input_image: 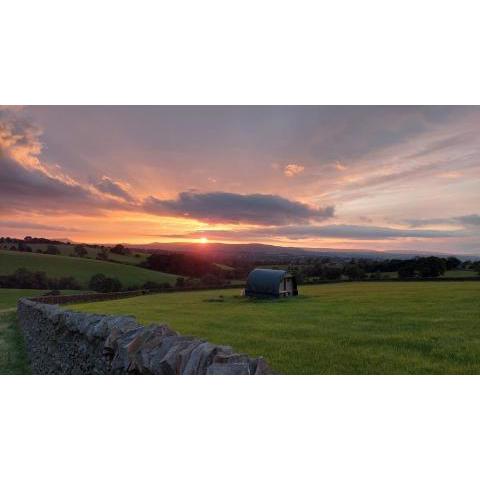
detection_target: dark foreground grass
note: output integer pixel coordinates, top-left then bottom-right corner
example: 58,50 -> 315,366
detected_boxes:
0,288 -> 92,374
72,281 -> 480,374
0,312 -> 29,374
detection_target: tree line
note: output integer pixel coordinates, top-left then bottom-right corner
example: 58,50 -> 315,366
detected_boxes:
288,256 -> 480,283
0,268 -> 231,293
0,268 -> 81,290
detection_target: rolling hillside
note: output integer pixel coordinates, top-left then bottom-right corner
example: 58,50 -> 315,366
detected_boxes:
1,242 -> 149,265
0,250 -> 179,289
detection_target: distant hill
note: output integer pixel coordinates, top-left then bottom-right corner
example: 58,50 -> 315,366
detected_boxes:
0,250 -> 180,289
123,241 -> 480,261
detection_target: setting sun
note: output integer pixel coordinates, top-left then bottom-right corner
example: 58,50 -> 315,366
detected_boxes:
199,237 -> 208,244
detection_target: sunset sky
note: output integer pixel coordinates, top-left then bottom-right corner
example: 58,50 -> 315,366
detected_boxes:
1,105 -> 479,254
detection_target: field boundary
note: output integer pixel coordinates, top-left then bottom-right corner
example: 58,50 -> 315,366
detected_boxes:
363,276 -> 480,282
27,284 -> 244,305
301,276 -> 480,286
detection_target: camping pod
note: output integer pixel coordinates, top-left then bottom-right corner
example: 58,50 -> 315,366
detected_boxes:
245,268 -> 298,298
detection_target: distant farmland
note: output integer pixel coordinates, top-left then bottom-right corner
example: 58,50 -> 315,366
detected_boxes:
0,250 -> 179,289
15,243 -> 149,265
73,281 -> 480,374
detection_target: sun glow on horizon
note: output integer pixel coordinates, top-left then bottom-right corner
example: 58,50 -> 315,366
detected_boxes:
199,237 -> 208,244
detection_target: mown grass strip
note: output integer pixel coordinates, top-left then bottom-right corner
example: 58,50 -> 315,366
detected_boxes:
0,312 -> 30,374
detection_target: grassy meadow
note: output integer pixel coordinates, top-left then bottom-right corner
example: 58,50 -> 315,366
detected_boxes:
0,311 -> 29,374
374,270 -> 477,279
0,249 -> 180,289
0,289 -> 39,374
0,288 -> 85,311
0,288 -> 92,374
72,281 -> 480,374
12,243 -> 149,265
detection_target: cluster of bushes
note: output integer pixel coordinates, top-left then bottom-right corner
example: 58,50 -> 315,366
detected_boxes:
43,245 -> 61,255
1,240 -> 33,252
0,237 -> 69,254
464,260 -> 480,274
289,262 -> 355,283
143,253 -> 226,278
397,256 -> 447,279
2,243 -> 64,255
110,244 -> 131,255
0,268 -> 81,290
88,273 -> 123,293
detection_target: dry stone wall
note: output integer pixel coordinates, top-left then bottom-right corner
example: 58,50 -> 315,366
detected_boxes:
18,298 -> 271,375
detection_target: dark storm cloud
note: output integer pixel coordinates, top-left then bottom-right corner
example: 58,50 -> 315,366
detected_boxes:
143,191 -> 334,226
93,176 -> 134,202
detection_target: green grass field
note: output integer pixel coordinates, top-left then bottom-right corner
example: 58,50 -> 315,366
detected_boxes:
0,311 -> 29,374
72,281 -> 480,374
379,270 -> 478,279
0,288 -> 93,374
0,288 -> 85,311
444,269 -> 479,278
0,249 -> 180,289
10,243 -> 149,265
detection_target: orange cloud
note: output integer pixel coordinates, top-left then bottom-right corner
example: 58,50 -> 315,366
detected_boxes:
284,164 -> 305,177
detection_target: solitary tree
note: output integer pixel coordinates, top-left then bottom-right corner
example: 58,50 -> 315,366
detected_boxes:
45,245 -> 60,255
110,244 -> 130,255
89,273 -> 122,292
446,256 -> 461,270
416,256 -> 446,278
344,264 -> 366,281
323,265 -> 343,281
96,249 -> 109,261
74,244 -> 88,257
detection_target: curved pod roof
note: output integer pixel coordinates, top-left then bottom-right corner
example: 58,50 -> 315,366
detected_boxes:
245,268 -> 296,297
